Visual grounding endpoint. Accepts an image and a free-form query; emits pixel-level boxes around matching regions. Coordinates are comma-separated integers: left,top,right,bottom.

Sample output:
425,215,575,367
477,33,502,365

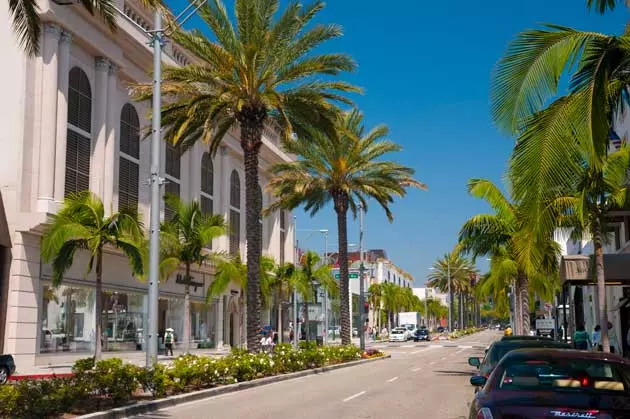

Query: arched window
119,104,140,211
279,210,286,264
229,170,240,255
164,142,181,220
65,67,92,197
200,152,213,215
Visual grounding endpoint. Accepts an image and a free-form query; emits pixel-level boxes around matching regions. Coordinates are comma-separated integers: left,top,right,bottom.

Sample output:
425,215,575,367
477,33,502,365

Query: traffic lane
331,347,482,419
133,345,477,419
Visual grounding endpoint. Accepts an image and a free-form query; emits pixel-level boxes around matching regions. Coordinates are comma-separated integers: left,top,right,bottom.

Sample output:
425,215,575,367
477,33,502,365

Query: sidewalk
12,347,231,378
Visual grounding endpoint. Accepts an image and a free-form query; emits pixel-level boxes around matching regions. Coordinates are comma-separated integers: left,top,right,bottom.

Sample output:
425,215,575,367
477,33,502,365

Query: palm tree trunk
513,280,522,335
277,285,283,344
518,271,530,335
239,111,265,353
593,221,610,352
94,248,103,360
183,263,191,352
334,196,351,345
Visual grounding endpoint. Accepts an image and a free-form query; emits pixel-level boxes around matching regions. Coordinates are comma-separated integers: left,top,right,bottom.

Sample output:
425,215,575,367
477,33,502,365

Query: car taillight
476,408,493,419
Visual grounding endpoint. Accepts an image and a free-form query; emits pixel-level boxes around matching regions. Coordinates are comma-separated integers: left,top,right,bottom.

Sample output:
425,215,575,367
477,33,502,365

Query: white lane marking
387,376,399,383
412,367,422,372
441,356,447,360
343,391,366,402
429,361,436,365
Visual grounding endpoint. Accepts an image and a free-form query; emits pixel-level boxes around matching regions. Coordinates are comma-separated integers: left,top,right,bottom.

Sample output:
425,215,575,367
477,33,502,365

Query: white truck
398,312,421,329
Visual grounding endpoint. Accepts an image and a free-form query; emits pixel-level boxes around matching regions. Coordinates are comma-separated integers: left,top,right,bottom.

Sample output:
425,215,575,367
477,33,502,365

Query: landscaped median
0,343,387,418
448,327,482,340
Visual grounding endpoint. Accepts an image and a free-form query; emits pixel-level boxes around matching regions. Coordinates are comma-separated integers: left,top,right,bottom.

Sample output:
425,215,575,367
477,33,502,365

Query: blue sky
169,0,629,286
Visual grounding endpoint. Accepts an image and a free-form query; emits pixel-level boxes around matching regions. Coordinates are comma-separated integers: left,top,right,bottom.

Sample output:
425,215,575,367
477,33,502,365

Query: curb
77,355,391,419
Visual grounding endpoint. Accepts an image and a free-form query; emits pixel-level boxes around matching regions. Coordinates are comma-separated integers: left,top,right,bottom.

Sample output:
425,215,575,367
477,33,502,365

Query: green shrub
0,377,83,418
73,358,141,404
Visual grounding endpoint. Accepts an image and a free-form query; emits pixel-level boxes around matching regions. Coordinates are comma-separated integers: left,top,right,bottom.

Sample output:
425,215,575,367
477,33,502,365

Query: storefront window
101,290,146,352
41,284,95,353
190,301,217,346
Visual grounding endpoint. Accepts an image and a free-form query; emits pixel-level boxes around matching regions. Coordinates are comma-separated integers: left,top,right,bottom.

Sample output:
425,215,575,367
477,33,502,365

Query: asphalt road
133,330,500,419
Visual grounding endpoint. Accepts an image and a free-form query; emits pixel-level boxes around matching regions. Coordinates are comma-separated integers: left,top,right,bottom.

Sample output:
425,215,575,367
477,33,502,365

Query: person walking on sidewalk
164,328,175,356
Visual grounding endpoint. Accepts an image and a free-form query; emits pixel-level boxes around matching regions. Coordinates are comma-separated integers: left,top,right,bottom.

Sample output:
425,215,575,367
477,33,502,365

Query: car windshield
498,359,628,393
488,343,569,365
391,330,403,334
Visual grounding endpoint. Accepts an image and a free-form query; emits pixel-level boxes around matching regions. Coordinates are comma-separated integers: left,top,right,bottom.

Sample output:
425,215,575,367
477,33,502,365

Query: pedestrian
592,325,601,351
608,322,619,354
573,324,590,350
164,328,175,356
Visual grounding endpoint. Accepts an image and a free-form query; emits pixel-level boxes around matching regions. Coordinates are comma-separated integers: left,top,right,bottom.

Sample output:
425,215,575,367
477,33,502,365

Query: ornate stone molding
59,30,73,44
43,22,61,38
95,57,110,71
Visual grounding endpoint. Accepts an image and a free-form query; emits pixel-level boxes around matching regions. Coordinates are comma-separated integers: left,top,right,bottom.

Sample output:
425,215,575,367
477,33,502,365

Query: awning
560,253,630,285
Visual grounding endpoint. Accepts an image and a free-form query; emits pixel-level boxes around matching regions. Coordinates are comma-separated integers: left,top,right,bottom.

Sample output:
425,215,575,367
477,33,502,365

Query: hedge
0,344,382,418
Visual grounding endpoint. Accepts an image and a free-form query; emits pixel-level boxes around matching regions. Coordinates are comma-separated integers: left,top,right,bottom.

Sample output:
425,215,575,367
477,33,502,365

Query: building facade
0,0,294,368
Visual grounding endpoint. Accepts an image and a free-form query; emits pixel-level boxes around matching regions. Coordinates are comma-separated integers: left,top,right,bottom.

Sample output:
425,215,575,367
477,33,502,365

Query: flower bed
448,327,481,340
0,344,381,418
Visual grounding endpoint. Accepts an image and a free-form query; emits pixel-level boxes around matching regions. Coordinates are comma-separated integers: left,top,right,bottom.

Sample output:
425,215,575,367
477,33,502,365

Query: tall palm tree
40,192,144,360
587,0,629,13
132,0,358,352
491,24,630,349
266,109,425,344
427,252,476,330
161,195,226,350
457,179,559,335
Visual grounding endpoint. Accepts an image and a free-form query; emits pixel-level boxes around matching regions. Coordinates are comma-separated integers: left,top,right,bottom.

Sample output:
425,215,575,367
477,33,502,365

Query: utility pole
146,10,163,367
359,205,365,351
293,216,298,348
424,288,429,327
323,230,329,345
447,259,452,332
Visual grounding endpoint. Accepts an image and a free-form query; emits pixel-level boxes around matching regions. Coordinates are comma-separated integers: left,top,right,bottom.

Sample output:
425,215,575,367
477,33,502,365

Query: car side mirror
470,375,487,387
468,357,481,367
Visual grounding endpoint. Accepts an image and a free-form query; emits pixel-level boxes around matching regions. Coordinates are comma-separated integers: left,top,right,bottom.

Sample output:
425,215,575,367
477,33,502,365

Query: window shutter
65,130,91,197
164,181,180,220
229,209,240,256
201,195,213,216
119,157,139,211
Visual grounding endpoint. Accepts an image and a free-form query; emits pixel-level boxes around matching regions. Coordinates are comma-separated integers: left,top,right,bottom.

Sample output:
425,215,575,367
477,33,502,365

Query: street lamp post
359,205,366,351
293,216,298,348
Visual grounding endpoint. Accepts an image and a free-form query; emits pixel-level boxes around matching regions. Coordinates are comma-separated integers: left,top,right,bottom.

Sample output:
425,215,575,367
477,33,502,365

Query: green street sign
334,272,359,279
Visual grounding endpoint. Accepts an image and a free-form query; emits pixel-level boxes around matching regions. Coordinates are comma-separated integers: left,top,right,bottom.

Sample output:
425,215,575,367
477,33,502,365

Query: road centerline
342,390,367,402
387,376,399,383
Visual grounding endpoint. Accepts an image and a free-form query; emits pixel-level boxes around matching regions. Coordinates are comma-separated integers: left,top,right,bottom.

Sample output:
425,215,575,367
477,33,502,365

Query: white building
0,0,294,368
412,287,448,307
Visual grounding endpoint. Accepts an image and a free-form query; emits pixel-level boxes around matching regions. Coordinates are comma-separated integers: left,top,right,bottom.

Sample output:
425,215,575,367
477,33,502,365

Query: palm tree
587,0,629,13
380,282,405,331
292,251,337,341
161,195,226,350
9,0,163,57
207,254,277,347
266,109,426,345
132,0,358,353
427,252,476,330
40,192,144,360
457,179,560,335
271,262,296,343
491,24,630,349
368,283,383,331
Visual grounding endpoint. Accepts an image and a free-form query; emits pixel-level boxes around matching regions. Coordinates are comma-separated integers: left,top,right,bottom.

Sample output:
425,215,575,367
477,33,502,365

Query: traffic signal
364,301,369,314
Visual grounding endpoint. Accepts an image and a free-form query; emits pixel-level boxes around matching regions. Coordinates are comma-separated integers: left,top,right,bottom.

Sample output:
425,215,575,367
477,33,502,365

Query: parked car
437,326,445,333
469,339,571,382
0,354,16,384
400,324,417,340
389,327,407,342
413,328,430,342
469,348,630,419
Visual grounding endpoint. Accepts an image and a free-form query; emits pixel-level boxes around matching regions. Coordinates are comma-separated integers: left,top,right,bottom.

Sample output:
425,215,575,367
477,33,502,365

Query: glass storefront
41,283,219,353
41,284,95,353
41,284,147,353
